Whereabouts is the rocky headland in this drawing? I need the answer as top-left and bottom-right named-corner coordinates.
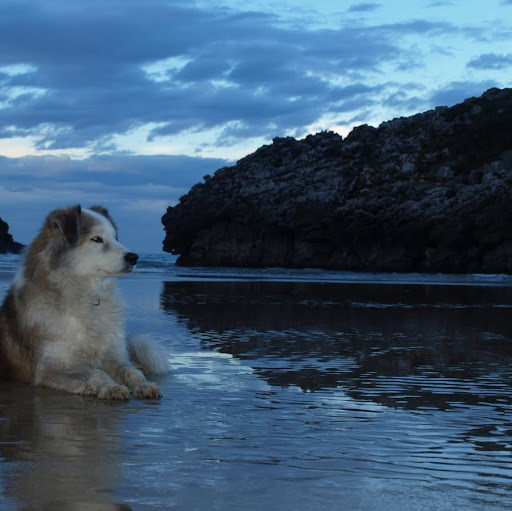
top-left (162, 87), bottom-right (512, 273)
top-left (0, 216), bottom-right (23, 254)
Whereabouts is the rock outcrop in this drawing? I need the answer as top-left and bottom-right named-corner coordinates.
top-left (0, 217), bottom-right (23, 254)
top-left (162, 87), bottom-right (512, 273)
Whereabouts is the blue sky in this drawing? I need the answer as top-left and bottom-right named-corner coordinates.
top-left (0, 0), bottom-right (511, 251)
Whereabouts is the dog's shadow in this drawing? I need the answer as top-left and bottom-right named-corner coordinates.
top-left (0, 381), bottom-right (132, 510)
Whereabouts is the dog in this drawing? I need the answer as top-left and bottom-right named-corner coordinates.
top-left (0, 204), bottom-right (168, 399)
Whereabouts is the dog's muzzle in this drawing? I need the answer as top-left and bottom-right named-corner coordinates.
top-left (124, 252), bottom-right (139, 266)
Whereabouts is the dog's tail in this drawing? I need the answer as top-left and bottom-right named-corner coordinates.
top-left (127, 333), bottom-right (170, 375)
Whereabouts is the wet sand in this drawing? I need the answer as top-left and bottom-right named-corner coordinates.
top-left (1, 271), bottom-right (512, 510)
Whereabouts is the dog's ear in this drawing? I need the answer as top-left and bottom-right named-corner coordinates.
top-left (48, 205), bottom-right (82, 245)
top-left (89, 205), bottom-right (109, 218)
top-left (89, 204), bottom-right (118, 236)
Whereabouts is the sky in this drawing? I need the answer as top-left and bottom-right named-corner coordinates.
top-left (0, 0), bottom-right (511, 252)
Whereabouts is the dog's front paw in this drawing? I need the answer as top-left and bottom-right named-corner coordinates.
top-left (98, 384), bottom-right (131, 400)
top-left (131, 382), bottom-right (162, 399)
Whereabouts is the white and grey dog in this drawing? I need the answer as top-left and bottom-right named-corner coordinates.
top-left (0, 205), bottom-right (167, 399)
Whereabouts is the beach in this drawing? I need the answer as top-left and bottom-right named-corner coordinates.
top-left (1, 256), bottom-right (512, 510)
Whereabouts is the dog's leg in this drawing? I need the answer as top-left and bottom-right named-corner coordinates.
top-left (122, 367), bottom-right (162, 399)
top-left (35, 365), bottom-right (130, 399)
top-left (102, 357), bottom-right (162, 399)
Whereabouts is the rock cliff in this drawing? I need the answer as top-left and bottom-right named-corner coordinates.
top-left (0, 216), bottom-right (23, 254)
top-left (162, 87), bottom-right (512, 273)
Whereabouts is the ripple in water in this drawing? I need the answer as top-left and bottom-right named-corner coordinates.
top-left (159, 279), bottom-right (512, 510)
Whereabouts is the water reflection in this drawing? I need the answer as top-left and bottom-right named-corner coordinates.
top-left (159, 279), bottom-right (512, 508)
top-left (0, 382), bottom-right (131, 511)
top-left (161, 280), bottom-right (512, 407)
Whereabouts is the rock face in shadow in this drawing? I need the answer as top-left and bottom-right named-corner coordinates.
top-left (162, 87), bottom-right (512, 273)
top-left (0, 217), bottom-right (23, 254)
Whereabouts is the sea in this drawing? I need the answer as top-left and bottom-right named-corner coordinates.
top-left (1, 252), bottom-right (512, 510)
top-left (2, 250), bottom-right (512, 285)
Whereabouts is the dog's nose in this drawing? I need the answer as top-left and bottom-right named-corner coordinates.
top-left (124, 252), bottom-right (139, 266)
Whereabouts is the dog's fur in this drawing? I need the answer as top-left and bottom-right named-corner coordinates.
top-left (0, 205), bottom-right (167, 399)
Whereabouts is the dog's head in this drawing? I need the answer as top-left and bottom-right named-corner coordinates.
top-left (45, 204), bottom-right (138, 277)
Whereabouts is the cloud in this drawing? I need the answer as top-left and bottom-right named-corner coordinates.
top-left (426, 1), bottom-right (455, 7)
top-left (348, 3), bottom-right (381, 13)
top-left (467, 53), bottom-right (512, 69)
top-left (0, 0), bottom-right (470, 153)
top-left (0, 153), bottom-right (228, 184)
top-left (429, 80), bottom-right (498, 107)
top-left (0, 152), bottom-right (229, 249)
top-left (383, 91), bottom-right (425, 111)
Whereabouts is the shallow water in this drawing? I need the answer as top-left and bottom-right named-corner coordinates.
top-left (1, 267), bottom-right (512, 510)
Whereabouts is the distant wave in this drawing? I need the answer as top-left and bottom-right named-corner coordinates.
top-left (136, 252), bottom-right (178, 272)
top-left (0, 253), bottom-right (22, 271)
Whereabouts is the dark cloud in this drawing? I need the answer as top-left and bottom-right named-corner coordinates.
top-left (0, 153), bottom-right (229, 249)
top-left (429, 80), bottom-right (498, 107)
top-left (426, 1), bottom-right (455, 7)
top-left (348, 3), bottom-right (381, 13)
top-left (383, 91), bottom-right (425, 111)
top-left (0, 153), bottom-right (228, 187)
top-left (468, 53), bottom-right (512, 69)
top-left (0, 0), bottom-right (469, 151)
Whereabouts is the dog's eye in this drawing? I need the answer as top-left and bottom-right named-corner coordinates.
top-left (90, 236), bottom-right (103, 243)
